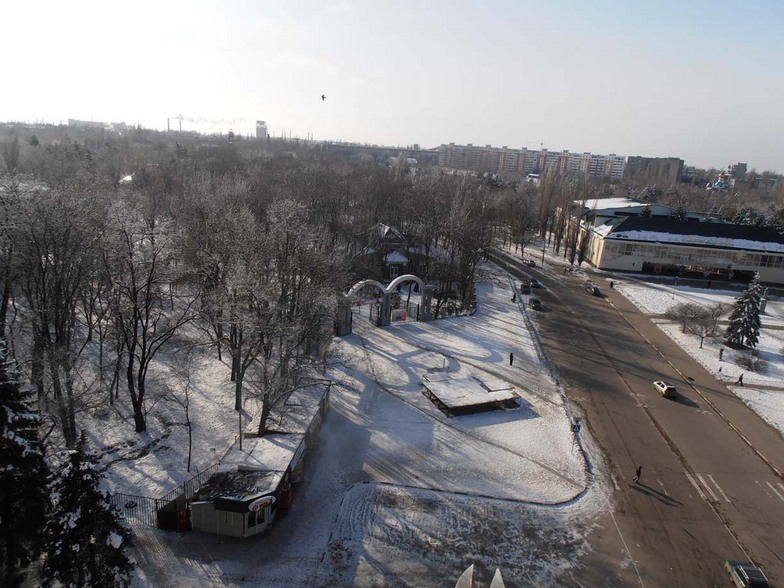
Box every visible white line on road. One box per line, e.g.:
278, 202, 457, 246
612, 474, 620, 491
778, 482, 784, 494
707, 474, 731, 503
686, 472, 708, 501
657, 479, 668, 495
696, 474, 719, 502
766, 482, 784, 503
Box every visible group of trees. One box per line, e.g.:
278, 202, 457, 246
1, 344, 132, 587
0, 126, 555, 584
0, 128, 569, 429
665, 273, 764, 361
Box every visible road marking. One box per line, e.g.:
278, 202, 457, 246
611, 474, 620, 491
657, 479, 668, 495
766, 482, 784, 503
778, 482, 784, 494
696, 474, 719, 502
708, 474, 731, 503
685, 472, 708, 501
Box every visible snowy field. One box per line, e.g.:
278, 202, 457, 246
99, 256, 784, 587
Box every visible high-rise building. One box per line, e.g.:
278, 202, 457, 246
256, 120, 268, 140
623, 156, 684, 186
728, 162, 747, 180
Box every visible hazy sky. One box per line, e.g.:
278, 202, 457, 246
4, 1, 783, 171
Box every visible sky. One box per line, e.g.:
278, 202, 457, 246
4, 1, 784, 172
85, 251, 784, 584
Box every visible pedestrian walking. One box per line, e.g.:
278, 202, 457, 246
512, 293, 516, 302
632, 465, 642, 484
610, 280, 614, 289
736, 373, 744, 386
719, 348, 724, 361
509, 352, 514, 366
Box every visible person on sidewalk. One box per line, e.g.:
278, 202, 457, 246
719, 348, 724, 361
512, 292, 516, 302
509, 352, 514, 366
632, 465, 642, 484
736, 373, 744, 386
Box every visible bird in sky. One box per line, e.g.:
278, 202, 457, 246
321, 94, 326, 101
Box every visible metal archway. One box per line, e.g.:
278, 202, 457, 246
336, 274, 433, 335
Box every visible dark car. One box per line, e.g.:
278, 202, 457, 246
523, 259, 537, 267
520, 284, 531, 294
586, 284, 601, 296
528, 298, 542, 310
725, 560, 769, 587
529, 278, 541, 288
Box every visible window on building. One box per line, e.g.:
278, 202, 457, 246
247, 508, 265, 528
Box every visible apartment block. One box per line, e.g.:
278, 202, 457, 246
623, 156, 684, 186
439, 143, 625, 180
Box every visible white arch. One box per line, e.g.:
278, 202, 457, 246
387, 274, 425, 293
346, 279, 387, 298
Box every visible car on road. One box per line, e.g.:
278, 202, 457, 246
523, 259, 537, 267
653, 380, 677, 399
584, 282, 601, 296
520, 284, 531, 294
725, 560, 769, 587
528, 298, 542, 311
529, 278, 542, 288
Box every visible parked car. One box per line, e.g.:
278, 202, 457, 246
520, 284, 531, 295
528, 298, 542, 310
529, 278, 541, 288
653, 380, 677, 399
725, 560, 769, 587
523, 259, 537, 267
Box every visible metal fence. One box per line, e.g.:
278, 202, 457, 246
110, 462, 219, 529
110, 493, 161, 528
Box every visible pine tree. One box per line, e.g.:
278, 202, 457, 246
724, 273, 763, 349
0, 341, 49, 588
43, 431, 133, 588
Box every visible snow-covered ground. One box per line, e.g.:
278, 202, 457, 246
96, 250, 784, 587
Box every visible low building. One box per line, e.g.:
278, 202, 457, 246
190, 382, 330, 538
585, 216, 784, 284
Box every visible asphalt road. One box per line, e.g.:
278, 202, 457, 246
491, 249, 784, 587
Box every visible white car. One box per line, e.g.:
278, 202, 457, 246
653, 380, 677, 399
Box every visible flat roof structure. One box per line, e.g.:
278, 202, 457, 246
422, 373, 519, 417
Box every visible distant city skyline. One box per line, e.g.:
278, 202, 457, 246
3, 1, 783, 172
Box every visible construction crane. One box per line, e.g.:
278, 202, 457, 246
167, 114, 184, 132
525, 140, 545, 149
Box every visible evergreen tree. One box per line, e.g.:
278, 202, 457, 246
43, 431, 133, 588
724, 273, 763, 349
0, 342, 49, 588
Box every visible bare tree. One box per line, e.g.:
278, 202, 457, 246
665, 302, 723, 347
103, 203, 198, 433
14, 184, 106, 447
166, 349, 196, 472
